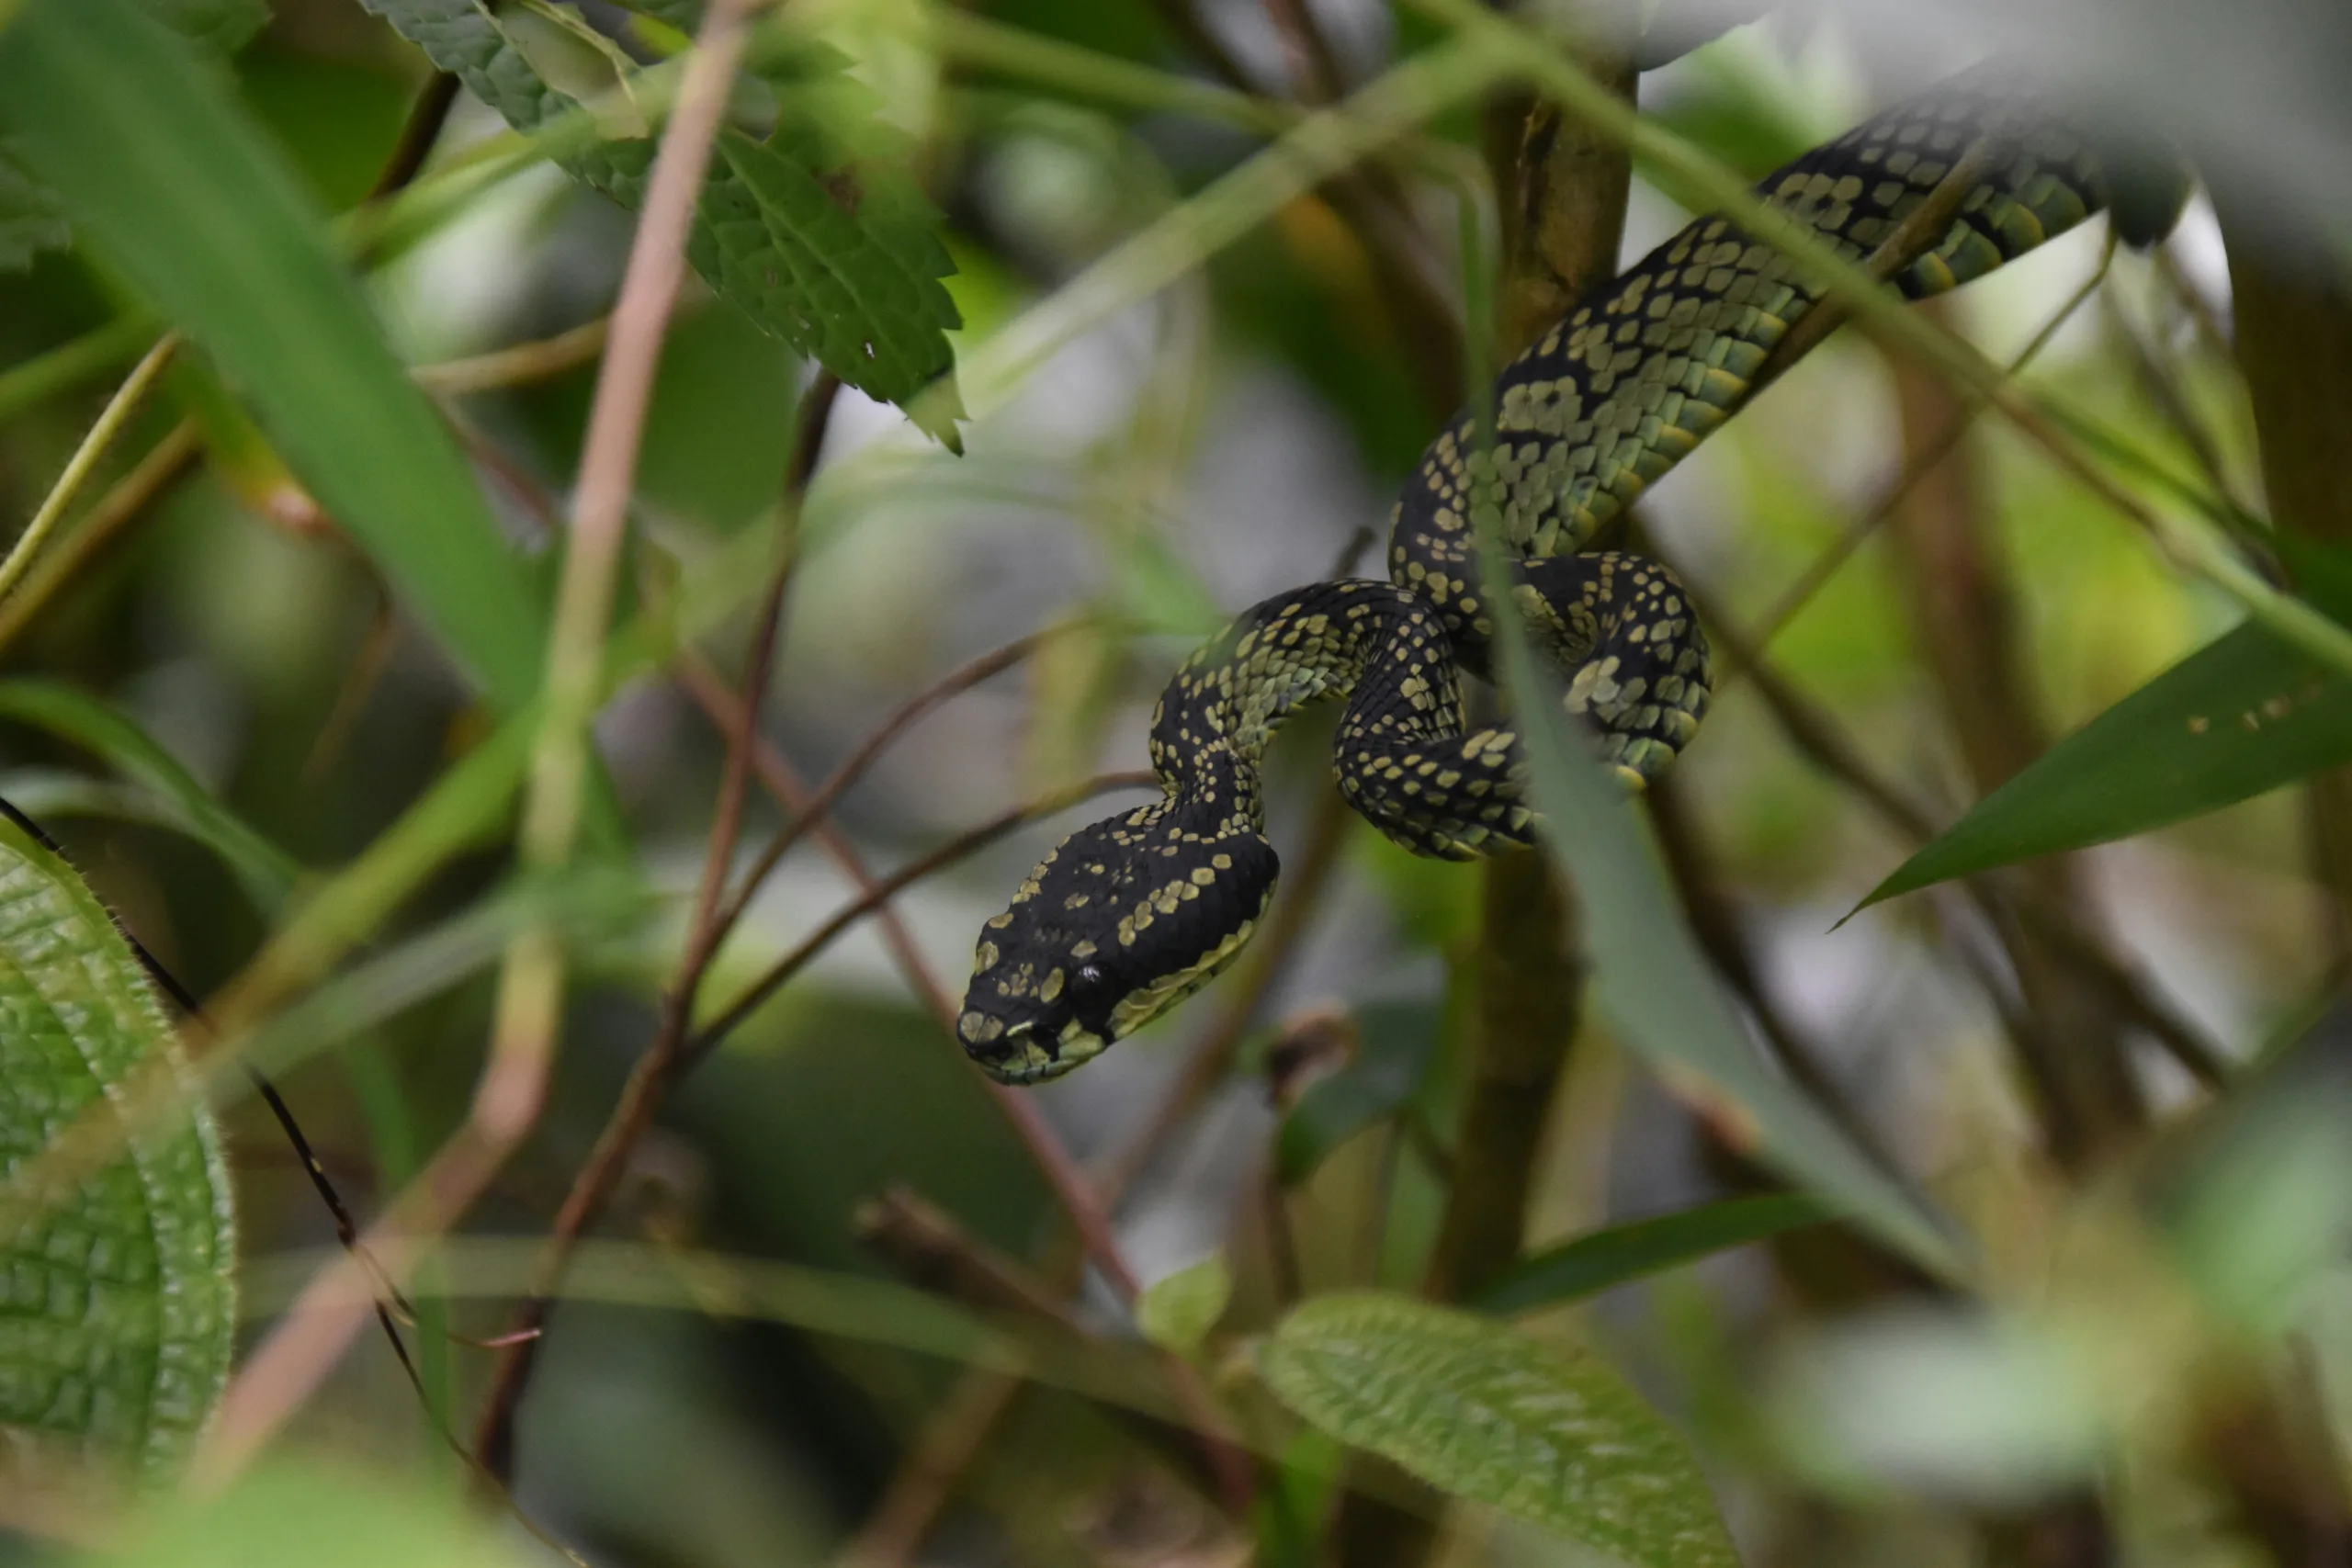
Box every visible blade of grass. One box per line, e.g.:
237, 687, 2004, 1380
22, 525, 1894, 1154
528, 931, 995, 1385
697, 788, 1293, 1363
1472, 1194, 1832, 1315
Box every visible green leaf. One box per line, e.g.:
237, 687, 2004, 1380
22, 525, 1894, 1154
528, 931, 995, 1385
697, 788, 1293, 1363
0, 0, 554, 710
1259, 1293, 1739, 1567
0, 142, 69, 271
1473, 1194, 1833, 1316
0, 678, 301, 913
1136, 1253, 1233, 1357
357, 0, 964, 441
0, 0, 267, 274
0, 811, 235, 1486
1863, 624, 2352, 907
137, 0, 266, 53
83, 1460, 530, 1568
1276, 1001, 1439, 1186
1490, 581, 1964, 1277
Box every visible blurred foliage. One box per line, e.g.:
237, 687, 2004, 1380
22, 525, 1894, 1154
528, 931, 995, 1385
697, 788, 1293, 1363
0, 0, 2346, 1564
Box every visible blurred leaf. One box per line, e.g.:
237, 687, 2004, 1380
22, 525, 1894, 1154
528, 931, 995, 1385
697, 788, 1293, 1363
358, 0, 964, 442
0, 810, 234, 1486
0, 143, 69, 271
138, 0, 266, 53
0, 0, 268, 273
0, 681, 300, 915
1490, 581, 1963, 1277
1259, 1292, 1739, 1567
0, 0, 555, 709
2158, 1011, 2352, 1335
84, 1461, 528, 1568
1136, 1253, 1232, 1357
1863, 624, 2352, 907
1276, 1000, 1439, 1185
1255, 1429, 1345, 1568
1769, 1307, 2107, 1504
1474, 1194, 1832, 1315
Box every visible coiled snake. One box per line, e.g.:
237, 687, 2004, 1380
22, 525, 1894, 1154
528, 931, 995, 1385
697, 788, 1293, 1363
957, 67, 2174, 1084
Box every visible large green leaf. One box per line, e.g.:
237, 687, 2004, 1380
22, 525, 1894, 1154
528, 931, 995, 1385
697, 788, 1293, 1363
1490, 576, 1963, 1277
1473, 1195, 1832, 1316
0, 0, 266, 273
357, 0, 964, 442
0, 812, 235, 1486
0, 0, 553, 710
1864, 623, 2352, 906
1258, 1293, 1739, 1567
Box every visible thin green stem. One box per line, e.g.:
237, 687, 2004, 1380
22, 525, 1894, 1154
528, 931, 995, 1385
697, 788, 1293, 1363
0, 332, 179, 606
1408, 0, 2352, 676
0, 315, 157, 426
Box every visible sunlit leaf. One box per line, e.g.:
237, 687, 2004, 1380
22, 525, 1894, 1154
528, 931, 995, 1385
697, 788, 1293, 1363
0, 811, 235, 1486
1475, 1194, 1833, 1316
1863, 624, 2352, 907
357, 0, 964, 441
0, 678, 300, 913
0, 0, 554, 709
1259, 1292, 1739, 1567
1136, 1253, 1232, 1357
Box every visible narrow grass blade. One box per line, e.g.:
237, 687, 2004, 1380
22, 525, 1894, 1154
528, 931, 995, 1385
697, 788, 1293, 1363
1474, 1194, 1832, 1316
1491, 582, 1964, 1278
1864, 624, 2352, 907
0, 677, 300, 911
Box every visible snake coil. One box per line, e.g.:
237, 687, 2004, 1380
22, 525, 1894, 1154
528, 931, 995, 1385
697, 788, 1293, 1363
957, 65, 2179, 1084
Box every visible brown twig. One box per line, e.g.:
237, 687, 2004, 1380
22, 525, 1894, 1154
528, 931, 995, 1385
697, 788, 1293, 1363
1696, 604, 2233, 1093
366, 73, 462, 203
469, 369, 841, 1487
1731, 240, 2114, 668
707, 621, 1077, 944
192, 0, 763, 1494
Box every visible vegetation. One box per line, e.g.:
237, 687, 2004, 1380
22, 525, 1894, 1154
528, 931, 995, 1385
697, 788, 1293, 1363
0, 0, 2348, 1563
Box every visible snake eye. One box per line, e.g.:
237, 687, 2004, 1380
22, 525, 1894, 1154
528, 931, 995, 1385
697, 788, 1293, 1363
1066, 963, 1117, 1036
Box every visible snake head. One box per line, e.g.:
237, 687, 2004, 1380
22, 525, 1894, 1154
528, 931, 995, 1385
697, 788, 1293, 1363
956, 807, 1277, 1085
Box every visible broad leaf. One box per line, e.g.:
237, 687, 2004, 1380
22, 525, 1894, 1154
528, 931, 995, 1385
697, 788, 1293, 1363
0, 0, 554, 710
1259, 1293, 1738, 1567
1864, 623, 2352, 907
1474, 1194, 1832, 1316
0, 143, 69, 271
82, 1461, 529, 1567
0, 0, 266, 273
358, 0, 964, 441
0, 812, 235, 1486
1490, 579, 1963, 1277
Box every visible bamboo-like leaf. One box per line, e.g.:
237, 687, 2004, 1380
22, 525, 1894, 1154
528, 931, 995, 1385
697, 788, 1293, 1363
0, 0, 554, 709
1474, 1194, 1832, 1316
0, 0, 267, 273
1489, 578, 1964, 1277
0, 811, 235, 1486
1259, 1292, 1739, 1567
0, 678, 300, 913
1864, 624, 2352, 907
356, 0, 964, 441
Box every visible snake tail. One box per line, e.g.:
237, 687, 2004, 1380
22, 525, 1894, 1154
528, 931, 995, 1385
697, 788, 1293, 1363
961, 70, 2154, 1084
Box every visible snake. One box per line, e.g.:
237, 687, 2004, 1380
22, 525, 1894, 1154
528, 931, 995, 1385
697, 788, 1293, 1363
956, 66, 2180, 1085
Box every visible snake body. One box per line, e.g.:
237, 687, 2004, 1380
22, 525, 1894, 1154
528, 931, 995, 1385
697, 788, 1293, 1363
958, 69, 2162, 1085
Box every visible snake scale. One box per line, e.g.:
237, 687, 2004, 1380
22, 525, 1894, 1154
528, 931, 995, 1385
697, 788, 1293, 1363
957, 65, 2177, 1085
